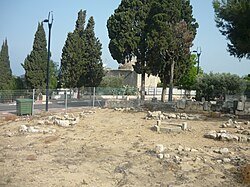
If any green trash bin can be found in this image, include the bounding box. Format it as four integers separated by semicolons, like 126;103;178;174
16;99;33;116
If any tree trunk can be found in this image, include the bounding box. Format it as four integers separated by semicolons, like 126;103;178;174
168;60;175;102
161;80;167;102
141;72;146;101
77;88;80;99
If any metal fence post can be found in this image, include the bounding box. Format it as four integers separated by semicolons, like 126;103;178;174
32;89;35;115
93;87;95;108
65;89;68;113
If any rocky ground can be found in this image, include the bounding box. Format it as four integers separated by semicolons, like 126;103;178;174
0;108;250;187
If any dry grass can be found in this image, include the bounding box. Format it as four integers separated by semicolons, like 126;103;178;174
242;164;250;184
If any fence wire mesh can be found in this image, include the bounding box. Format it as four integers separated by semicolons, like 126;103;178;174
0;87;196;114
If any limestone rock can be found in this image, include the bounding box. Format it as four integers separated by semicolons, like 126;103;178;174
164;154;171;159
147;111;162;119
19;125;28;133
153;125;161;133
223;158;231;163
220;133;234;141
227;119;234;126
27;126;40;133
182;122;188;131
54;119;70;127
221;123;228;128
177;145;184;152
157;153;164;159
238;136;248;143
173;155;181;163
219;130;227;133
155;144;164;154
204;130;217;139
184;147;191;152
191;148;198;152
216;160;223;164
219;148;229;154
168;113;177;119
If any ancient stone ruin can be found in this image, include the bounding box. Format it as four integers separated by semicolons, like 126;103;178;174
153;120;188;133
204;119;250;143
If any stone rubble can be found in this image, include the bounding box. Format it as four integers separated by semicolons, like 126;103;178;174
19;124;56;134
204;130;250;142
204;119;250;143
221;119;250;129
35;110;95;128
146;111;200;120
155;144;165;154
15;110;96;135
152;144;238;167
114;107;136;112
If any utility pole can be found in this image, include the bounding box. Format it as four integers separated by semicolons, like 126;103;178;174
43;11;53;111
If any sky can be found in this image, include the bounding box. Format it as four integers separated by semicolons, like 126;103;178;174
0;0;249;77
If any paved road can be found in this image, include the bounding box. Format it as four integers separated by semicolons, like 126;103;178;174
0;99;105;114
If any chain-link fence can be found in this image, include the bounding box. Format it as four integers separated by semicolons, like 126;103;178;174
0;87;196;114
0;90;34;103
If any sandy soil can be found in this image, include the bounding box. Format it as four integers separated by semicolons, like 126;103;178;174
0;108;250;187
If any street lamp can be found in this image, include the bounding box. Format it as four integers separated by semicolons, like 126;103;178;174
43;11;53;112
193;47;201;74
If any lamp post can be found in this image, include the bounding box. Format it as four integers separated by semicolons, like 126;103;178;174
43;11;53;112
193;47;201;74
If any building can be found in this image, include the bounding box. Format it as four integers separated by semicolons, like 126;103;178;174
105;61;160;89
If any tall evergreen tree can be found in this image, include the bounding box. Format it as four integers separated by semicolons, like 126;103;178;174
60;10;87;88
107;0;151;101
107;0;197;101
81;16;104;87
0;39;13;90
60;10;104;89
22;22;48;89
146;0;197;101
213;0;250;59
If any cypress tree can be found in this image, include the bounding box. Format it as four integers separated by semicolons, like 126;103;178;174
107;0;151;100
0;39;13;90
81;16;104;87
146;0;197;101
22;22;48;89
60;10;87;88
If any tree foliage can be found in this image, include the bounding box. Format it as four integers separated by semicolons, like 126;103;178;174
107;0;149;64
243;75;250;98
146;0;197;101
60;10;104;89
213;0;250;59
99;76;124;88
60;10;87;88
107;0;198;101
107;0;151;100
0;39;13;90
176;54;198;90
49;61;59;89
81;17;104;87
22;22;48;89
13;76;25;90
195;72;246;101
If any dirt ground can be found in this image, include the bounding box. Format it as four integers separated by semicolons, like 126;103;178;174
0;108;250;187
